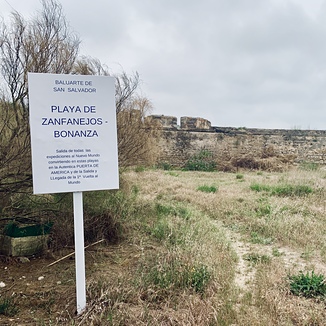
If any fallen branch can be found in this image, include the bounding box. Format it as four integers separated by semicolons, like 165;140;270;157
47;239;105;267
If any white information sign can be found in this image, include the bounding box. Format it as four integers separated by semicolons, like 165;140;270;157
28;73;119;194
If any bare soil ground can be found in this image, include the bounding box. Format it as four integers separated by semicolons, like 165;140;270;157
0;251;81;325
2;228;326;325
0;242;144;325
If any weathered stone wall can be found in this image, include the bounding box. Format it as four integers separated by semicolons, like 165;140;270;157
150;115;326;167
148;115;178;129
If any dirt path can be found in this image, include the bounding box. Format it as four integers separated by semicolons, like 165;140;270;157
223;226;326;293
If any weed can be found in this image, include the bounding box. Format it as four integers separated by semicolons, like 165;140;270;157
190;264;211;293
236;174;244;180
272;184;313;196
0;297;18;317
166;171;179;177
255;197;272;217
243;253;271;265
272;248;283;257
131;185;139;196
155;203;175;216
250;183;271;192
158;162;172;170
250;232;273;245
300;248;313;260
135;166;145;172
177;206;192;220
155;203;191;220
289;271;326;298
197;185;218;193
51;187;135;248
151;220;171;242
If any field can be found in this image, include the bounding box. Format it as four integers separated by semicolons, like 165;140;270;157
1;166;326;325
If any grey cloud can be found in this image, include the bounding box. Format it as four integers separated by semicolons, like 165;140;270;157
1;0;326;129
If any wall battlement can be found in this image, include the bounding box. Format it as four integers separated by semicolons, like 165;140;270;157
149;115;326;167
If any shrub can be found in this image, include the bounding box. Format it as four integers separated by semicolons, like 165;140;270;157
50;186;135;249
184;149;216;172
157;162;172;170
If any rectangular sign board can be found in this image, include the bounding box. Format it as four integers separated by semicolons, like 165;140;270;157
28;73;119;194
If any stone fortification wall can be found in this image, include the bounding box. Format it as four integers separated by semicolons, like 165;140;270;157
150;115;326;167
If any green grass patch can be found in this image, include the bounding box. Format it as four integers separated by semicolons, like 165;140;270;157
250;184;271;192
0;297;18;317
250;183;313;196
150;219;171;242
197;185;218;193
255;197;272;217
134;165;146;172
149;203;193;244
155;203;192;220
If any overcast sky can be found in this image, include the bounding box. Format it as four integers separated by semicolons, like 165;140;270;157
1;0;326;129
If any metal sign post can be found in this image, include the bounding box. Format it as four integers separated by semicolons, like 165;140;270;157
73;191;86;314
28;73;119;315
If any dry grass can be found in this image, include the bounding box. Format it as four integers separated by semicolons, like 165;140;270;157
131;168;326;253
1;167;326;325
77;196;237;325
119;167;326;325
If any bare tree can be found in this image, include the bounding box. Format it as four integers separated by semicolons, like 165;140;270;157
0;0;79;110
0;99;31;212
0;0;80;213
115;71;140;114
72;56;110;76
73;56;140;112
0;0;159;216
73;56;161;167
117;96;161;167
